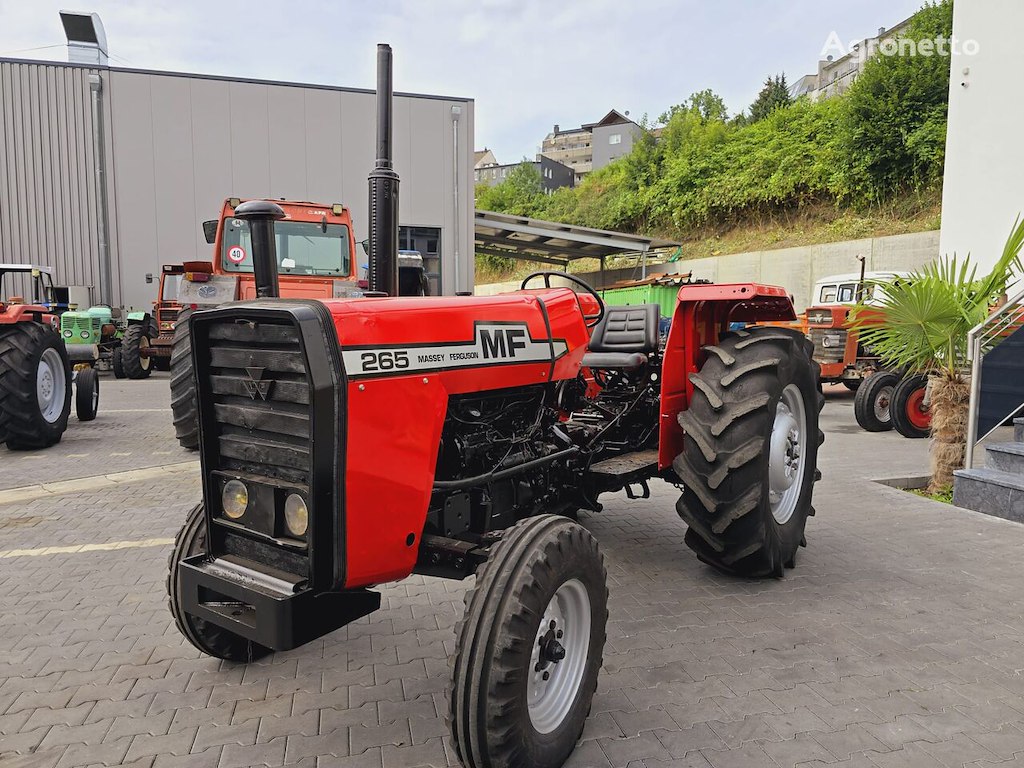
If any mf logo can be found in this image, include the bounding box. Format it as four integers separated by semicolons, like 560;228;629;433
480;327;527;359
243;367;273;401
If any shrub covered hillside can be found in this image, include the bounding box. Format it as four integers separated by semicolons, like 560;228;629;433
477;0;952;275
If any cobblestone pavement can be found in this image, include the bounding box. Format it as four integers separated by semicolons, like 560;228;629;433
4;382;1024;767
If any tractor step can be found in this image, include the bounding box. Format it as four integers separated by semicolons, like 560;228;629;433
586;449;659;489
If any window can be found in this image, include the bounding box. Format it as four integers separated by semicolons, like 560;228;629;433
819;285;838;303
221;218;351;276
837;283;857;303
399;226;442;296
609;134;621;145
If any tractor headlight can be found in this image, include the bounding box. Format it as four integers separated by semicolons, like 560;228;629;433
63;329;72;338
80;330;90;339
221;480;248;519
283;493;308;537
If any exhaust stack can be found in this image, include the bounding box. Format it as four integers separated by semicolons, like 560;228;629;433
234;200;285;298
367;43;400;297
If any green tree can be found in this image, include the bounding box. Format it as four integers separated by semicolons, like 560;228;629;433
475;160;545;217
748;74;792;122
835;0;953;200
850;217;1024;491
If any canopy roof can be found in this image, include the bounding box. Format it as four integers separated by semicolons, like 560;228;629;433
474;210;678;269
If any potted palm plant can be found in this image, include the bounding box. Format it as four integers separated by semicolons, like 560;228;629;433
850;218;1024;493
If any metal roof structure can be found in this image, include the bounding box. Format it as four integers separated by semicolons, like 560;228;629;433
474;210;679;271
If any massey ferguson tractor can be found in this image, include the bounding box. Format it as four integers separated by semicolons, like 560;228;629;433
167;45;823;768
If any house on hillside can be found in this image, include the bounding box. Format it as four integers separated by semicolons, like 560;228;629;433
541;110;643;184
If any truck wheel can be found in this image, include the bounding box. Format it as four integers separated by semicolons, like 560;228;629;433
891;374;931;439
854;371;898;432
674;327;823;577
450;515;608;768
75;367;100;422
0;323;72;450
167;503;271;662
121;325;152;379
170;308;199;450
112;347;126;379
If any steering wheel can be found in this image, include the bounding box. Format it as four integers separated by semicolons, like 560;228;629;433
520;271;606;329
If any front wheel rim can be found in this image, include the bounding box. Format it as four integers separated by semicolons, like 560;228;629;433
768;384;808;525
874;386;894;423
139;336;151;370
527;578;591;734
37;348;67;424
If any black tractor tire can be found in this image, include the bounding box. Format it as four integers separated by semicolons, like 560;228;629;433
842;379;861;392
152;354;171;372
112;347;127;379
891;374;931;439
121;325;153;379
0;323;72;450
167;503;272;662
170;308;199;450
854;371;898;432
75;367;100;422
450;515;608;768
673;326;823;578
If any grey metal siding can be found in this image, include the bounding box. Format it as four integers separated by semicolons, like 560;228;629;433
0;61;118;303
2;58;473;308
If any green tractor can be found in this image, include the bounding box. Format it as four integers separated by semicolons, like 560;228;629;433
60;305;157;379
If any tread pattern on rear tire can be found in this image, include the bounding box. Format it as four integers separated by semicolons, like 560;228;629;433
0;323;71;450
121;324;152;379
166;503;271;662
854;371;898;432
169;308;199;449
673;326;823;577
449;515;608;768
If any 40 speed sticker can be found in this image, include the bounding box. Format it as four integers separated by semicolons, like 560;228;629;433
341;322;568;378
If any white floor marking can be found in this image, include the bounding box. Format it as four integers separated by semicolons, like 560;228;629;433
0;538;175;558
0;461;199;506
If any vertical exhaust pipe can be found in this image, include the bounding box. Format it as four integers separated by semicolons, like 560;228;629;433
234;200;285;298
367;43;400;297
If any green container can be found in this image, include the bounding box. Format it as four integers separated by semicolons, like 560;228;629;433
600;283;683;318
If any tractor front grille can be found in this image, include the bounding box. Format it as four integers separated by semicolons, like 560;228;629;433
810;328;847;363
204;320;312;487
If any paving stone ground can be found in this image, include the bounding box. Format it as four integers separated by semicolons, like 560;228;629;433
3;379;1024;767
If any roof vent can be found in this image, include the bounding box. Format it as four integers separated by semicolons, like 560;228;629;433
59;11;108;65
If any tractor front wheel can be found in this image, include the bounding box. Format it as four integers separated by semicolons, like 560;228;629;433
112;347;126;379
170;308;199;450
0;323;72;450
891;374;931;439
167;503;272;662
674;327;823;577
121;325;153;379
450;515;608;768
75;367;100;422
854;371;898;432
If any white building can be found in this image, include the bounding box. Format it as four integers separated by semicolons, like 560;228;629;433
939;3;1024;278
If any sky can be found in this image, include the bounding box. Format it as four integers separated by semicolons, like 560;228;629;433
0;0;923;163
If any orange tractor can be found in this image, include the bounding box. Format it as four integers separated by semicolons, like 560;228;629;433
170;200;427;448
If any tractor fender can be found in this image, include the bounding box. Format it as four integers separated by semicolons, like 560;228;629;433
126;311;150;325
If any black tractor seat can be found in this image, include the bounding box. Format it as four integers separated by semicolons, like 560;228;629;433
582;304;660;370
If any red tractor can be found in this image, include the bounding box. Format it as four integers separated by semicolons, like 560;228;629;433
0;265;98;450
167;46;823;768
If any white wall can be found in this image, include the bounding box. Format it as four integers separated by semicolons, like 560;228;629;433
939;2;1024;278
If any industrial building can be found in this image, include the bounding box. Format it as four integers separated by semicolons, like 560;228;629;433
0;13;475;308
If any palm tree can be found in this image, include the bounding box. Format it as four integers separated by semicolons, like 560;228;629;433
850;217;1024;492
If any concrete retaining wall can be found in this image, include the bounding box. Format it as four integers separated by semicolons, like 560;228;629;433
475;230;940;312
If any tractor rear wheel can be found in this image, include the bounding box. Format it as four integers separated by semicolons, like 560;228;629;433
170;308;199;450
891;374;931;439
75;367;100;422
673;326;823;577
0;323;72;450
121;325;153;379
167;503;272;662
450;515;608;768
854;371;898;432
